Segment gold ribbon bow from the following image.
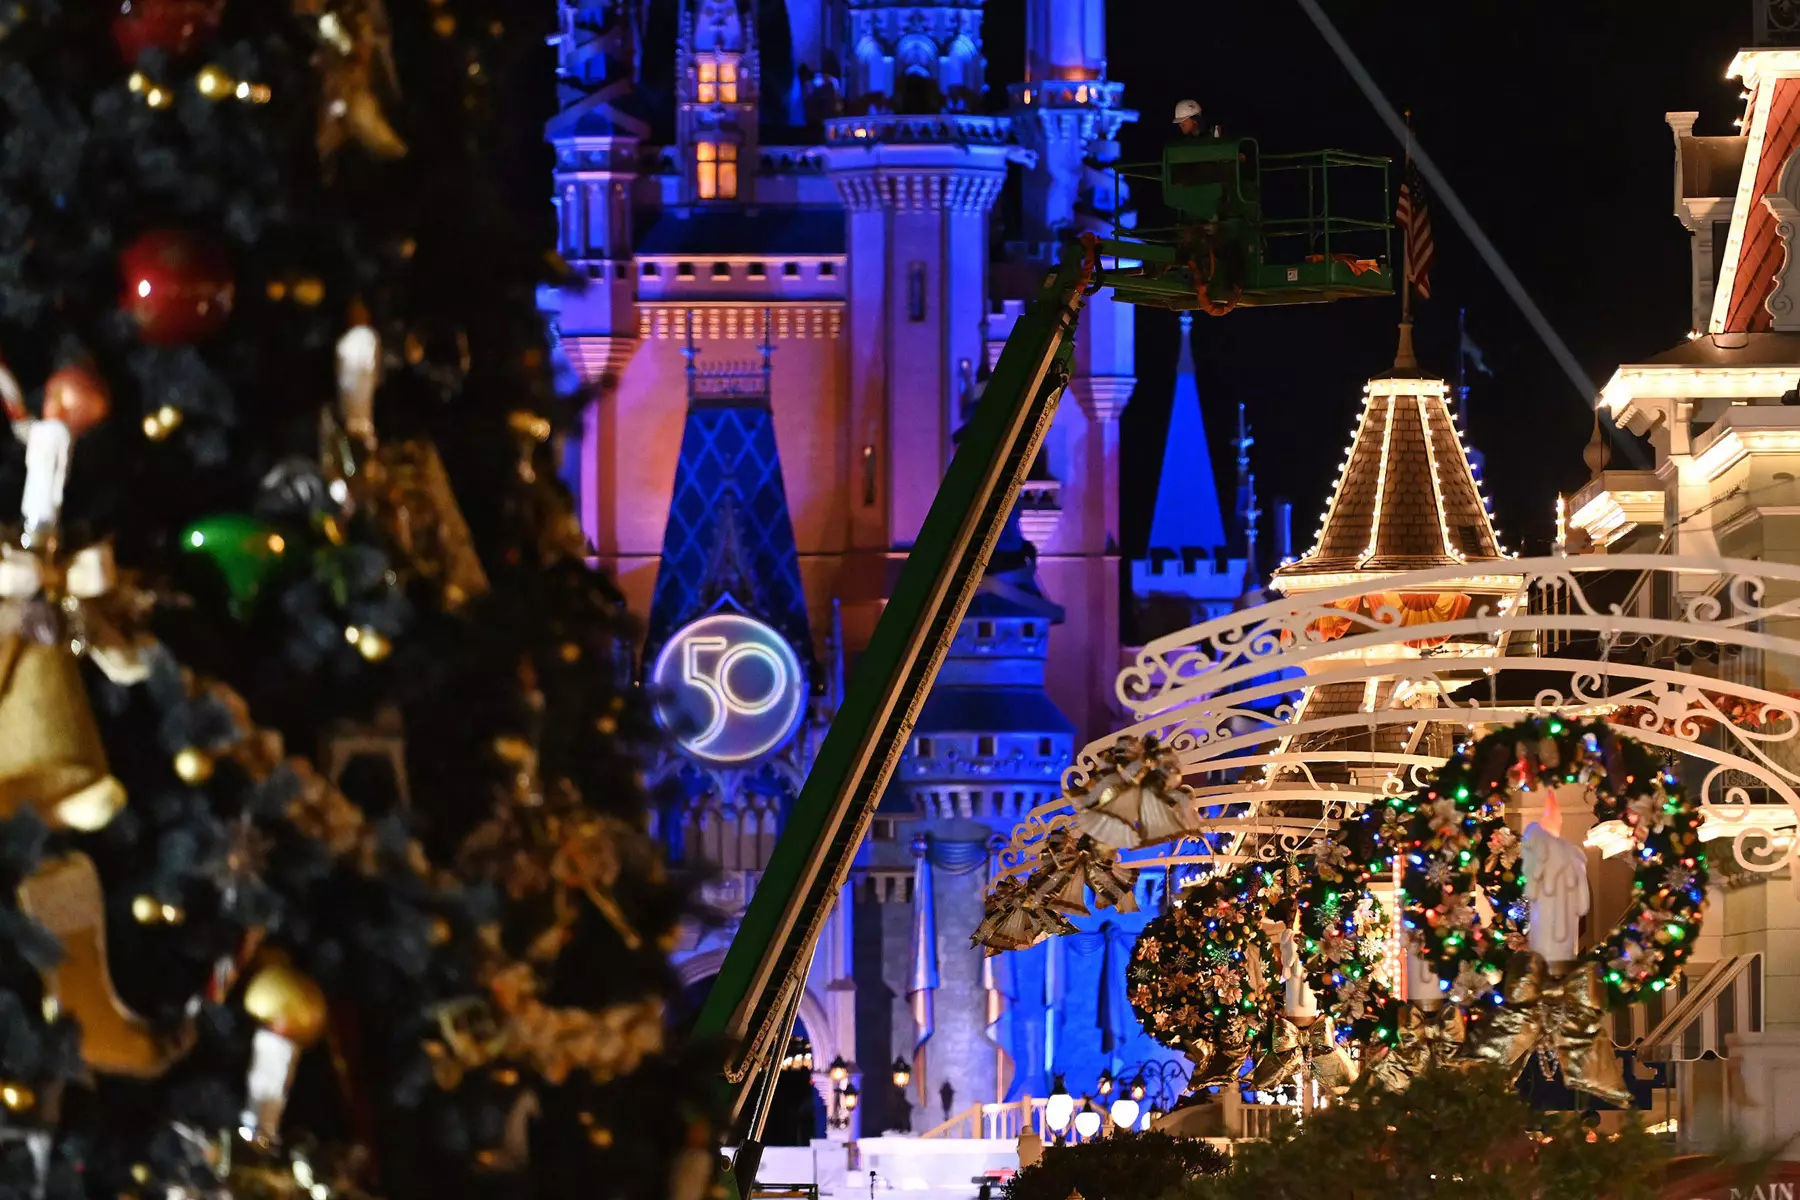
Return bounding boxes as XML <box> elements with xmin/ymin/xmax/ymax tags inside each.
<box><xmin>1366</xmin><ymin>1003</ymin><xmax>1466</xmax><ymax>1092</ymax></box>
<box><xmin>1458</xmin><ymin>952</ymin><xmax>1629</xmax><ymax>1105</ymax></box>
<box><xmin>0</xmin><ymin>542</ymin><xmax>149</xmax><ymax>684</ymax></box>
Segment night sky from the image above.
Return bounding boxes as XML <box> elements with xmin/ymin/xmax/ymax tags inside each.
<box><xmin>981</xmin><ymin>0</ymin><xmax>1754</xmax><ymax>559</ymax></box>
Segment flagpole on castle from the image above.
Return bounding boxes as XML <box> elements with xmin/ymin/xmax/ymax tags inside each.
<box><xmin>1396</xmin><ymin>109</ymin><xmax>1418</xmax><ymax>371</ymax></box>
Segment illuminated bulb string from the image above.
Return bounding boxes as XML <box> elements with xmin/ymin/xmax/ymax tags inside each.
<box><xmin>1414</xmin><ymin>392</ymin><xmax>1464</xmax><ymax>563</ymax></box>
<box><xmin>1356</xmin><ymin>394</ymin><xmax>1397</xmax><ymax>566</ymax></box>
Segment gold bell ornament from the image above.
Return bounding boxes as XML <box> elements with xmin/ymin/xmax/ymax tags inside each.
<box><xmin>240</xmin><ymin>956</ymin><xmax>331</xmax><ymax>1145</ymax></box>
<box><xmin>0</xmin><ymin>636</ymin><xmax>128</xmax><ymax>831</ymax></box>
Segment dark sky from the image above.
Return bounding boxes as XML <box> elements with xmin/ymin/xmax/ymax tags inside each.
<box><xmin>984</xmin><ymin>0</ymin><xmax>1755</xmax><ymax>558</ymax></box>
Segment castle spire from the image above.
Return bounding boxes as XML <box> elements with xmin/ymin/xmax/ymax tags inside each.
<box><xmin>1147</xmin><ymin>313</ymin><xmax>1227</xmax><ymax>553</ymax></box>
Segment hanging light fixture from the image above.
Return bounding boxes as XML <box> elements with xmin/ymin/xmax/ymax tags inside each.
<box><xmin>1108</xmin><ymin>1095</ymin><xmax>1140</xmax><ymax>1132</ymax></box>
<box><xmin>842</xmin><ymin>1083</ymin><xmax>860</xmax><ymax>1112</ymax></box>
<box><xmin>1129</xmin><ymin>1075</ymin><xmax>1146</xmax><ymax>1101</ymax></box>
<box><xmin>1096</xmin><ymin>1069</ymin><xmax>1114</xmax><ymax>1097</ymax></box>
<box><xmin>891</xmin><ymin>1057</ymin><xmax>912</xmax><ymax>1089</ymax></box>
<box><xmin>1073</xmin><ymin>1098</ymin><xmax>1102</xmax><ymax>1139</ymax></box>
<box><xmin>828</xmin><ymin>1056</ymin><xmax>850</xmax><ymax>1083</ymax></box>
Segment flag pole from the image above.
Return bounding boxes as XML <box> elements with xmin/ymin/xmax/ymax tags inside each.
<box><xmin>1396</xmin><ymin>110</ymin><xmax>1418</xmax><ymax>371</ymax></box>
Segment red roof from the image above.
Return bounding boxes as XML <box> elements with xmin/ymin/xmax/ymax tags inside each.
<box><xmin>1724</xmin><ymin>79</ymin><xmax>1800</xmax><ymax>332</ymax></box>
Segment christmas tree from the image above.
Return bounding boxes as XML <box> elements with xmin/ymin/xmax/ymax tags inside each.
<box><xmin>0</xmin><ymin>3</ymin><xmax>712</xmax><ymax>1198</ymax></box>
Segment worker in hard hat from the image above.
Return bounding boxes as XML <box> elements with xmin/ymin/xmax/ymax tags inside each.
<box><xmin>1173</xmin><ymin>98</ymin><xmax>1206</xmax><ymax>136</ymax></box>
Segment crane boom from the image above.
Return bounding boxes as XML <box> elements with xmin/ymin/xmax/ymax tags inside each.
<box><xmin>693</xmin><ymin>239</ymin><xmax>1099</xmax><ymax>1131</ymax></box>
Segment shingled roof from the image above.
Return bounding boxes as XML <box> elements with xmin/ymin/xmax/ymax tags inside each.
<box><xmin>1274</xmin><ymin>373</ymin><xmax>1504</xmax><ymax>587</ymax></box>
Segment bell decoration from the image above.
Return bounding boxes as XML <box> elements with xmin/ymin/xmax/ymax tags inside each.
<box><xmin>0</xmin><ymin>637</ymin><xmax>128</xmax><ymax>832</ymax></box>
<box><xmin>1071</xmin><ymin>742</ymin><xmax>1144</xmax><ymax>849</ymax></box>
<box><xmin>973</xmin><ymin>876</ymin><xmax>1074</xmax><ymax>955</ymax></box>
<box><xmin>17</xmin><ymin>854</ymin><xmax>193</xmax><ymax>1076</ymax></box>
<box><xmin>1026</xmin><ymin>852</ymin><xmax>1089</xmax><ymax>918</ymax></box>
<box><xmin>240</xmin><ymin>956</ymin><xmax>331</xmax><ymax>1145</ymax></box>
<box><xmin>1080</xmin><ymin>848</ymin><xmax>1139</xmax><ymax>914</ymax></box>
<box><xmin>1135</xmin><ymin>747</ymin><xmax>1201</xmax><ymax>847</ymax></box>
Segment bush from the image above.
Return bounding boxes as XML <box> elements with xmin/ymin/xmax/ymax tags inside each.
<box><xmin>1165</xmin><ymin>1067</ymin><xmax>1667</xmax><ymax>1200</ymax></box>
<box><xmin>1003</xmin><ymin>1130</ymin><xmax>1228</xmax><ymax>1200</ymax></box>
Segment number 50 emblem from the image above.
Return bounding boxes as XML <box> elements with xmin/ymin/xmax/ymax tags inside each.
<box><xmin>650</xmin><ymin>613</ymin><xmax>807</xmax><ymax>765</ymax></box>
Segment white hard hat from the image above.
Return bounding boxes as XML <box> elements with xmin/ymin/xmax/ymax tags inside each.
<box><xmin>1173</xmin><ymin>99</ymin><xmax>1202</xmax><ymax>124</ymax></box>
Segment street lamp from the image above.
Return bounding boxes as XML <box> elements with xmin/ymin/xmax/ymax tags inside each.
<box><xmin>825</xmin><ymin>1058</ymin><xmax>858</xmax><ymax>1130</ymax></box>
<box><xmin>1108</xmin><ymin>1095</ymin><xmax>1140</xmax><ymax>1132</ymax></box>
<box><xmin>1073</xmin><ymin>1098</ymin><xmax>1102</xmax><ymax>1140</ymax></box>
<box><xmin>828</xmin><ymin>1056</ymin><xmax>850</xmax><ymax>1083</ymax></box>
<box><xmin>842</xmin><ymin>1083</ymin><xmax>860</xmax><ymax>1113</ymax></box>
<box><xmin>1045</xmin><ymin>1074</ymin><xmax>1074</xmax><ymax>1139</ymax></box>
<box><xmin>1096</xmin><ymin>1069</ymin><xmax>1114</xmax><ymax>1097</ymax></box>
<box><xmin>891</xmin><ymin>1057</ymin><xmax>911</xmax><ymax>1089</ymax></box>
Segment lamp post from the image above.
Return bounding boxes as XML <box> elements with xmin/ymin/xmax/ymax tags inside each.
<box><xmin>826</xmin><ymin>1056</ymin><xmax>860</xmax><ymax>1132</ymax></box>
<box><xmin>1073</xmin><ymin>1098</ymin><xmax>1102</xmax><ymax>1141</ymax></box>
<box><xmin>1093</xmin><ymin>1060</ymin><xmax>1190</xmax><ymax>1133</ymax></box>
<box><xmin>1044</xmin><ymin>1074</ymin><xmax>1074</xmax><ymax>1144</ymax></box>
<box><xmin>891</xmin><ymin>1058</ymin><xmax>912</xmax><ymax>1090</ymax></box>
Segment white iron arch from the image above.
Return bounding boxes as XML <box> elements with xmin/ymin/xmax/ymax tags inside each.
<box><xmin>1000</xmin><ymin>555</ymin><xmax>1800</xmax><ymax>881</ymax></box>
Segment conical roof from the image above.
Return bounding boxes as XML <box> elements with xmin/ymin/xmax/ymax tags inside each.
<box><xmin>1148</xmin><ymin>314</ymin><xmax>1228</xmax><ymax>553</ymax></box>
<box><xmin>1274</xmin><ymin>372</ymin><xmax>1505</xmax><ymax>592</ymax></box>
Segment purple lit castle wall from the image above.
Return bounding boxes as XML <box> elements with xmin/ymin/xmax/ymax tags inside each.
<box><xmin>546</xmin><ymin>0</ymin><xmax>1240</xmax><ymax>1137</ymax></box>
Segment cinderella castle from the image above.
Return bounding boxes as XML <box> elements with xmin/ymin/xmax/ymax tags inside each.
<box><xmin>544</xmin><ymin>0</ymin><xmax>1280</xmax><ymax>1139</ymax></box>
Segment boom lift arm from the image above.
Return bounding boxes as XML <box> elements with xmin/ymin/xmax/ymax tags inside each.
<box><xmin>693</xmin><ymin>238</ymin><xmax>1100</xmax><ymax>1171</ymax></box>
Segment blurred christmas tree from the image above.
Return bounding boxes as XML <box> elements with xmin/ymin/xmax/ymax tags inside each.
<box><xmin>0</xmin><ymin>3</ymin><xmax>713</xmax><ymax>1199</ymax></box>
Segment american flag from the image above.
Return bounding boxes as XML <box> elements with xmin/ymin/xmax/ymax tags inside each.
<box><xmin>1395</xmin><ymin>160</ymin><xmax>1435</xmax><ymax>300</ymax></box>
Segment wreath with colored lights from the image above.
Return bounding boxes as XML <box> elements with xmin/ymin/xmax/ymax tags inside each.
<box><xmin>1397</xmin><ymin>717</ymin><xmax>1706</xmax><ymax>1009</ymax></box>
<box><xmin>1128</xmin><ymin>868</ymin><xmax>1280</xmax><ymax>1056</ymax></box>
<box><xmin>1282</xmin><ymin>828</ymin><xmax>1406</xmax><ymax>1046</ymax></box>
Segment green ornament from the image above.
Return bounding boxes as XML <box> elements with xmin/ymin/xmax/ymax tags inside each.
<box><xmin>180</xmin><ymin>514</ymin><xmax>288</xmax><ymax>617</ymax></box>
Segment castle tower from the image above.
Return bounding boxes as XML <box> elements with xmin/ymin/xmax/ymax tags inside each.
<box><xmin>546</xmin><ymin>1</ymin><xmax>648</xmax><ymax>542</ymax></box>
<box><xmin>676</xmin><ymin>0</ymin><xmax>762</xmax><ymax>204</ymax></box>
<box><xmin>824</xmin><ymin>0</ymin><xmax>1010</xmax><ymax>581</ymax></box>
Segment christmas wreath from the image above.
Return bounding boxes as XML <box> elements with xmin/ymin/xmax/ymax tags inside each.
<box><xmin>1128</xmin><ymin>868</ymin><xmax>1280</xmax><ymax>1061</ymax></box>
<box><xmin>1283</xmin><ymin>827</ymin><xmax>1405</xmax><ymax>1046</ymax></box>
<box><xmin>1395</xmin><ymin>717</ymin><xmax>1705</xmax><ymax>1009</ymax></box>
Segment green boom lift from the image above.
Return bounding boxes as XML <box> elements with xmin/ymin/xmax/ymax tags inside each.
<box><xmin>692</xmin><ymin>133</ymin><xmax>1396</xmax><ymax>1196</ymax></box>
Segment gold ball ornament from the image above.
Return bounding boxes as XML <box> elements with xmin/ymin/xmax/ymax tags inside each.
<box><xmin>243</xmin><ymin>960</ymin><xmax>329</xmax><ymax>1048</ymax></box>
<box><xmin>173</xmin><ymin>746</ymin><xmax>215</xmax><ymax>785</ymax></box>
<box><xmin>344</xmin><ymin>625</ymin><xmax>392</xmax><ymax>662</ymax></box>
<box><xmin>142</xmin><ymin>404</ymin><xmax>183</xmax><ymax>441</ymax></box>
<box><xmin>131</xmin><ymin>895</ymin><xmax>158</xmax><ymax>923</ymax></box>
<box><xmin>291</xmin><ymin>277</ymin><xmax>325</xmax><ymax>307</ymax></box>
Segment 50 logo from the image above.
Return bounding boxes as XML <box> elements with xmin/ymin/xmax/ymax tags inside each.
<box><xmin>650</xmin><ymin>614</ymin><xmax>806</xmax><ymax>765</ymax></box>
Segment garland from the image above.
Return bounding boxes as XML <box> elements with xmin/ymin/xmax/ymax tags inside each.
<box><xmin>1396</xmin><ymin>717</ymin><xmax>1705</xmax><ymax>1008</ymax></box>
<box><xmin>1128</xmin><ymin>868</ymin><xmax>1279</xmax><ymax>1056</ymax></box>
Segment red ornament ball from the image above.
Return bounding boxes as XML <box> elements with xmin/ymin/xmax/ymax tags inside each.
<box><xmin>111</xmin><ymin>0</ymin><xmax>225</xmax><ymax>63</ymax></box>
<box><xmin>120</xmin><ymin>230</ymin><xmax>235</xmax><ymax>346</ymax></box>
<box><xmin>42</xmin><ymin>366</ymin><xmax>112</xmax><ymax>438</ymax></box>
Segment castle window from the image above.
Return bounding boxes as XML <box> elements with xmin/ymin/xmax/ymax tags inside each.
<box><xmin>748</xmin><ymin>262</ymin><xmax>767</xmax><ymax>279</ymax></box>
<box><xmin>908</xmin><ymin>262</ymin><xmax>926</xmax><ymax>321</ymax></box>
<box><xmin>1023</xmin><ymin>622</ymin><xmax>1036</xmax><ymax>638</ymax></box>
<box><xmin>695</xmin><ymin>140</ymin><xmax>738</xmax><ymax>201</ymax></box>
<box><xmin>697</xmin><ymin>56</ymin><xmax>740</xmax><ymax>105</ymax></box>
<box><xmin>976</xmin><ymin>620</ymin><xmax>994</xmax><ymax>639</ymax></box>
<box><xmin>978</xmin><ymin>736</ymin><xmax>997</xmax><ymax>757</ymax></box>
<box><xmin>783</xmin><ymin>262</ymin><xmax>800</xmax><ymax>278</ymax></box>
<box><xmin>819</xmin><ymin>262</ymin><xmax>837</xmax><ymax>278</ymax></box>
<box><xmin>916</xmin><ymin>737</ymin><xmax>933</xmax><ymax>757</ymax></box>
<box><xmin>712</xmin><ymin>262</ymin><xmax>732</xmax><ymax>279</ymax></box>
<box><xmin>1038</xmin><ymin>737</ymin><xmax>1052</xmax><ymax>756</ymax></box>
<box><xmin>641</xmin><ymin>263</ymin><xmax>659</xmax><ymax>278</ymax></box>
<box><xmin>677</xmin><ymin>262</ymin><xmax>695</xmax><ymax>279</ymax></box>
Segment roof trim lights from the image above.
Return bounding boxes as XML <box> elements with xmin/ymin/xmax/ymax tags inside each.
<box><xmin>1415</xmin><ymin>392</ymin><xmax>1466</xmax><ymax>564</ymax></box>
<box><xmin>1356</xmin><ymin>394</ymin><xmax>1398</xmax><ymax>567</ymax></box>
<box><xmin>1709</xmin><ymin>78</ymin><xmax>1778</xmax><ymax>334</ymax></box>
